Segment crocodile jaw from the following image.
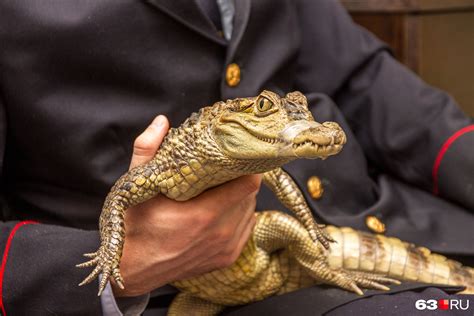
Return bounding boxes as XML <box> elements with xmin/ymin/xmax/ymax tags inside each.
<box><xmin>213</xmin><ymin>119</ymin><xmax>346</xmax><ymax>161</ymax></box>
<box><xmin>277</xmin><ymin>121</ymin><xmax>346</xmax><ymax>159</ymax></box>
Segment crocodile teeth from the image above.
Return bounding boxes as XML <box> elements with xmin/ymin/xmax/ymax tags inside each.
<box><xmin>292</xmin><ymin>141</ymin><xmax>326</xmax><ymax>150</ymax></box>
<box><xmin>257</xmin><ymin>136</ymin><xmax>281</xmax><ymax>144</ymax></box>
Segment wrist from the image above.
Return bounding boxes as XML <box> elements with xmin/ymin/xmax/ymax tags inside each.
<box><xmin>111</xmin><ymin>244</ymin><xmax>169</xmax><ymax>297</ymax></box>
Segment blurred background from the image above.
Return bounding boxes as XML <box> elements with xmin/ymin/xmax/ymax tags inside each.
<box><xmin>340</xmin><ymin>0</ymin><xmax>474</xmax><ymax>116</ymax></box>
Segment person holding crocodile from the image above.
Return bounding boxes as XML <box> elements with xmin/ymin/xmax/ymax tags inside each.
<box><xmin>0</xmin><ymin>0</ymin><xmax>473</xmax><ymax>315</ymax></box>
<box><xmin>76</xmin><ymin>90</ymin><xmax>472</xmax><ymax>316</ymax></box>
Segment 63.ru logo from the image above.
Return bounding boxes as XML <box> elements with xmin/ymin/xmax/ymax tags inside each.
<box><xmin>415</xmin><ymin>299</ymin><xmax>470</xmax><ymax>311</ymax></box>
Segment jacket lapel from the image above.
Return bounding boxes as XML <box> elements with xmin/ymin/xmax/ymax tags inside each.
<box><xmin>225</xmin><ymin>0</ymin><xmax>251</xmax><ymax>64</ymax></box>
<box><xmin>145</xmin><ymin>0</ymin><xmax>226</xmax><ymax>45</ymax></box>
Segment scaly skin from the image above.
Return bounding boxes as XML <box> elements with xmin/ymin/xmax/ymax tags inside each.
<box><xmin>77</xmin><ymin>91</ymin><xmax>347</xmax><ymax>295</ymax></box>
<box><xmin>169</xmin><ymin>211</ymin><xmax>474</xmax><ymax>316</ymax></box>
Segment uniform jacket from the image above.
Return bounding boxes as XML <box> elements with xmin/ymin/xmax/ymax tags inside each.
<box><xmin>0</xmin><ymin>0</ymin><xmax>473</xmax><ymax>314</ymax></box>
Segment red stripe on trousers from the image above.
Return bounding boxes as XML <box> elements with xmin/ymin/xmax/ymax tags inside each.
<box><xmin>0</xmin><ymin>221</ymin><xmax>38</xmax><ymax>316</ymax></box>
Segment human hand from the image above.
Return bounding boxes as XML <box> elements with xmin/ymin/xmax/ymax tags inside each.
<box><xmin>112</xmin><ymin>115</ymin><xmax>260</xmax><ymax>297</ymax></box>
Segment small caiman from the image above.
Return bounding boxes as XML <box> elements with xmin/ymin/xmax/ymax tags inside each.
<box><xmin>77</xmin><ymin>90</ymin><xmax>347</xmax><ymax>295</ymax></box>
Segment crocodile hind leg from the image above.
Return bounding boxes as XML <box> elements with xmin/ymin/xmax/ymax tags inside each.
<box><xmin>168</xmin><ymin>293</ymin><xmax>225</xmax><ymax>316</ymax></box>
<box><xmin>77</xmin><ymin>161</ymin><xmax>162</xmax><ymax>295</ymax></box>
<box><xmin>255</xmin><ymin>211</ymin><xmax>400</xmax><ymax>295</ymax></box>
<box><xmin>263</xmin><ymin>168</ymin><xmax>334</xmax><ymax>249</ymax></box>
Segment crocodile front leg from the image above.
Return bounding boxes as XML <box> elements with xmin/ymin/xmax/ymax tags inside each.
<box><xmin>77</xmin><ymin>161</ymin><xmax>162</xmax><ymax>295</ymax></box>
<box><xmin>263</xmin><ymin>168</ymin><xmax>334</xmax><ymax>249</ymax></box>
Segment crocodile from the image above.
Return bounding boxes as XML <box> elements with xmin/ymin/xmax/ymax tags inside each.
<box><xmin>169</xmin><ymin>211</ymin><xmax>474</xmax><ymax>316</ymax></box>
<box><xmin>77</xmin><ymin>90</ymin><xmax>347</xmax><ymax>295</ymax></box>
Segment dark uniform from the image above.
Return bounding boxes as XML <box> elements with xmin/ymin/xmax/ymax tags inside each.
<box><xmin>0</xmin><ymin>0</ymin><xmax>473</xmax><ymax>315</ymax></box>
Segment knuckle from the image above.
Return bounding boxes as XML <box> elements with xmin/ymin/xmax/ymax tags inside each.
<box><xmin>195</xmin><ymin>212</ymin><xmax>218</xmax><ymax>229</ymax></box>
<box><xmin>244</xmin><ymin>176</ymin><xmax>261</xmax><ymax>195</ymax></box>
<box><xmin>220</xmin><ymin>257</ymin><xmax>235</xmax><ymax>268</ymax></box>
<box><xmin>237</xmin><ymin>197</ymin><xmax>256</xmax><ymax>216</ymax></box>
<box><xmin>229</xmin><ymin>248</ymin><xmax>242</xmax><ymax>263</ymax></box>
<box><xmin>248</xmin><ymin>215</ymin><xmax>257</xmax><ymax>228</ymax></box>
<box><xmin>213</xmin><ymin>260</ymin><xmax>228</xmax><ymax>270</ymax></box>
<box><xmin>244</xmin><ymin>196</ymin><xmax>257</xmax><ymax>211</ymax></box>
<box><xmin>214</xmin><ymin>228</ymin><xmax>233</xmax><ymax>242</ymax></box>
<box><xmin>133</xmin><ymin>133</ymin><xmax>155</xmax><ymax>152</ymax></box>
<box><xmin>215</xmin><ymin>254</ymin><xmax>237</xmax><ymax>269</ymax></box>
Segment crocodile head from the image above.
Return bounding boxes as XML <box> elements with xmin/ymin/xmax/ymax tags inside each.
<box><xmin>209</xmin><ymin>90</ymin><xmax>346</xmax><ymax>164</ymax></box>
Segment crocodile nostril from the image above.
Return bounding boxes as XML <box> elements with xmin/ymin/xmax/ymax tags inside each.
<box><xmin>322</xmin><ymin>121</ymin><xmax>342</xmax><ymax>130</ymax></box>
<box><xmin>338</xmin><ymin>131</ymin><xmax>347</xmax><ymax>144</ymax></box>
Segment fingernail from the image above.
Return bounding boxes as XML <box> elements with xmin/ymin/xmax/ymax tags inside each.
<box><xmin>151</xmin><ymin>115</ymin><xmax>165</xmax><ymax>129</ymax></box>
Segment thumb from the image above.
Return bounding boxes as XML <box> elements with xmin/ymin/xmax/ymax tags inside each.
<box><xmin>129</xmin><ymin>115</ymin><xmax>169</xmax><ymax>169</ymax></box>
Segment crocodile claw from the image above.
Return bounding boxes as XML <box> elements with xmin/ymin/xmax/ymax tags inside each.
<box><xmin>77</xmin><ymin>245</ymin><xmax>124</xmax><ymax>296</ymax></box>
<box><xmin>77</xmin><ymin>199</ymin><xmax>127</xmax><ymax>296</ymax></box>
<box><xmin>337</xmin><ymin>269</ymin><xmax>401</xmax><ymax>295</ymax></box>
<box><xmin>82</xmin><ymin>251</ymin><xmax>99</xmax><ymax>258</ymax></box>
<box><xmin>310</xmin><ymin>225</ymin><xmax>336</xmax><ymax>249</ymax></box>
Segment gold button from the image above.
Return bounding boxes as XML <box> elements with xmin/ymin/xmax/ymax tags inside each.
<box><xmin>365</xmin><ymin>216</ymin><xmax>386</xmax><ymax>234</ymax></box>
<box><xmin>226</xmin><ymin>63</ymin><xmax>241</xmax><ymax>87</ymax></box>
<box><xmin>307</xmin><ymin>176</ymin><xmax>323</xmax><ymax>199</ymax></box>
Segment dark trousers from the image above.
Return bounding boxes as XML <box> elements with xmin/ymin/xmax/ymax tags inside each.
<box><xmin>144</xmin><ymin>284</ymin><xmax>473</xmax><ymax>316</ymax></box>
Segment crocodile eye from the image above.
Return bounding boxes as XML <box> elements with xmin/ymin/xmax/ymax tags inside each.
<box><xmin>257</xmin><ymin>97</ymin><xmax>273</xmax><ymax>112</ymax></box>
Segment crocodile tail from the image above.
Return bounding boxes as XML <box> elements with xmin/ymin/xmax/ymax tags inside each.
<box><xmin>325</xmin><ymin>226</ymin><xmax>474</xmax><ymax>294</ymax></box>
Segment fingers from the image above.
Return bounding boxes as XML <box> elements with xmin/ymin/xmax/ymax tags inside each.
<box><xmin>190</xmin><ymin>205</ymin><xmax>256</xmax><ymax>274</ymax></box>
<box><xmin>129</xmin><ymin>115</ymin><xmax>169</xmax><ymax>169</ymax></box>
<box><xmin>224</xmin><ymin>210</ymin><xmax>256</xmax><ymax>265</ymax></box>
<box><xmin>215</xmin><ymin>194</ymin><xmax>256</xmax><ymax>251</ymax></box>
<box><xmin>189</xmin><ymin>195</ymin><xmax>257</xmax><ymax>274</ymax></box>
<box><xmin>196</xmin><ymin>174</ymin><xmax>262</xmax><ymax>209</ymax></box>
<box><xmin>223</xmin><ymin>198</ymin><xmax>256</xmax><ymax>262</ymax></box>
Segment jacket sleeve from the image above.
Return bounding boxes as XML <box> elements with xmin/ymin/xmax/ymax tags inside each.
<box><xmin>0</xmin><ymin>97</ymin><xmax>103</xmax><ymax>315</ymax></box>
<box><xmin>294</xmin><ymin>0</ymin><xmax>474</xmax><ymax>210</ymax></box>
